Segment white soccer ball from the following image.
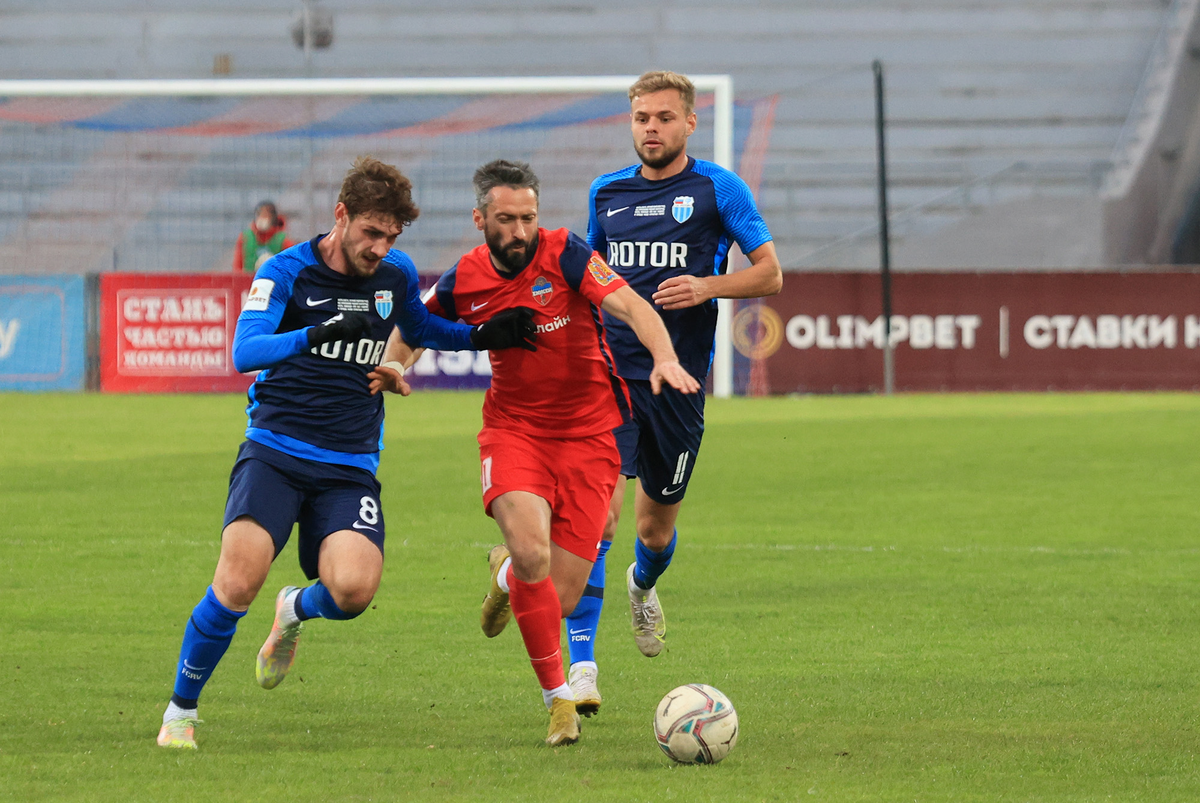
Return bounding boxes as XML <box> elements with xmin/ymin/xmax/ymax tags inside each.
<box><xmin>653</xmin><ymin>683</ymin><xmax>739</xmax><ymax>764</ymax></box>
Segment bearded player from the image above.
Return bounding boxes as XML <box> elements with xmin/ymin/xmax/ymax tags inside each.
<box><xmin>562</xmin><ymin>70</ymin><xmax>783</xmax><ymax>712</ymax></box>
<box><xmin>398</xmin><ymin>159</ymin><xmax>699</xmax><ymax>746</ymax></box>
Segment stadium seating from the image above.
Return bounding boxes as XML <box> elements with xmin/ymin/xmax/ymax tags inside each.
<box><xmin>0</xmin><ymin>1</ymin><xmax>1171</xmax><ymax>272</ymax></box>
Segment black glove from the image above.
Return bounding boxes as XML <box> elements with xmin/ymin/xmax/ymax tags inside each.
<box><xmin>307</xmin><ymin>311</ymin><xmax>372</xmax><ymax>347</ymax></box>
<box><xmin>470</xmin><ymin>306</ymin><xmax>538</xmax><ymax>352</ymax></box>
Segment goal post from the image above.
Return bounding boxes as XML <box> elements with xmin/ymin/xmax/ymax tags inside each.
<box><xmin>0</xmin><ymin>75</ymin><xmax>739</xmax><ymax>396</ymax></box>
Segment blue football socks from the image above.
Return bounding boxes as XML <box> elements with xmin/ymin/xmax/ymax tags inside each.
<box><xmin>566</xmin><ymin>539</ymin><xmax>611</xmax><ymax>665</ymax></box>
<box><xmin>170</xmin><ymin>585</ymin><xmax>246</xmax><ymax>709</ymax></box>
<box><xmin>294</xmin><ymin>580</ymin><xmax>360</xmax><ymax>621</ymax></box>
<box><xmin>632</xmin><ymin>530</ymin><xmax>677</xmax><ymax>590</ymax></box>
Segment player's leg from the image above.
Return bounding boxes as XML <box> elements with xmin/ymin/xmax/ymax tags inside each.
<box><xmin>490</xmin><ymin>489</ymin><xmax>580</xmax><ymax>745</ymax></box>
<box><xmin>517</xmin><ymin>543</ymin><xmax>594</xmax><ymax>743</ymax></box>
<box><xmin>477</xmin><ymin>427</ymin><xmax>551</xmax><ymax>640</ymax></box>
<box><xmin>159</xmin><ymin>519</ymin><xmax>275</xmax><ymax>748</ymax></box>
<box><xmin>564</xmin><ymin>533</ymin><xmax>610</xmax><ymax>712</ymax></box>
<box><xmin>626</xmin><ymin>381</ymin><xmax>705</xmax><ymax>657</ymax></box>
<box><xmin>553</xmin><ymin>542</ymin><xmax>604</xmax><ymax>717</ymax></box>
<box><xmin>476</xmin><ymin>429</ymin><xmax>583</xmax><ymax>745</ymax></box>
<box><xmin>565</xmin><ymin>413</ymin><xmax>638</xmax><ymax>698</ymax></box>
<box><xmin>311</xmin><ymin>529</ymin><xmax>384</xmax><ymax>613</ymax></box>
<box><xmin>549</xmin><ymin>430</ymin><xmax>621</xmax><ymax>717</ymax></box>
<box><xmin>630</xmin><ymin>487</ymin><xmax>681</xmax><ymax>582</ymax></box>
<box><xmin>625</xmin><ymin>488</ymin><xmax>679</xmax><ymax>656</ymax></box>
<box><xmin>258</xmin><ymin>478</ymin><xmax>384</xmax><ymax>690</ymax></box>
<box><xmin>160</xmin><ymin>450</ymin><xmax>298</xmax><ymax>749</ymax></box>
<box><xmin>491</xmin><ymin>490</ymin><xmax>562</xmax><ymax>695</ymax></box>
<box><xmin>564</xmin><ymin>479</ymin><xmax>624</xmax><ymax>662</ymax></box>
<box><xmin>548</xmin><ymin>541</ymin><xmax>598</xmax><ymax>616</ymax></box>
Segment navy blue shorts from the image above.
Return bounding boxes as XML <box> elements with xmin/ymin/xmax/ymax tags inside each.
<box><xmin>612</xmin><ymin>378</ymin><xmax>706</xmax><ymax>505</ymax></box>
<box><xmin>223</xmin><ymin>440</ymin><xmax>384</xmax><ymax>580</ymax></box>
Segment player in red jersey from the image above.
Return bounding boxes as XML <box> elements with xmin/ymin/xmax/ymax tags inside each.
<box><xmin>391</xmin><ymin>160</ymin><xmax>698</xmax><ymax>746</ymax></box>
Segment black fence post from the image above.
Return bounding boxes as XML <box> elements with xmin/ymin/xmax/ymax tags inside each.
<box><xmin>873</xmin><ymin>59</ymin><xmax>895</xmax><ymax>395</ymax></box>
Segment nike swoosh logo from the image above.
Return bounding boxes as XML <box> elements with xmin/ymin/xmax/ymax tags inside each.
<box><xmin>352</xmin><ymin>521</ymin><xmax>378</xmax><ymax>532</ymax></box>
<box><xmin>182</xmin><ymin>660</ymin><xmax>208</xmax><ymax>671</ymax></box>
<box><xmin>568</xmin><ymin>628</ymin><xmax>588</xmax><ymax>635</ymax></box>
<box><xmin>606</xmin><ymin>206</ymin><xmax>630</xmax><ymax>217</ymax></box>
<box><xmin>306</xmin><ymin>297</ymin><xmax>332</xmax><ymax>306</ymax></box>
<box><xmin>661</xmin><ymin>484</ymin><xmax>685</xmax><ymax>496</ymax></box>
<box><xmin>471</xmin><ymin>301</ymin><xmax>489</xmax><ymax>311</ymax></box>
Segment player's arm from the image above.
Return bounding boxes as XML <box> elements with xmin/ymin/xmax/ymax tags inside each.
<box><xmin>369</xmin><ymin>308</ymin><xmax>534</xmax><ymax>395</ymax></box>
<box><xmin>232</xmin><ymin>316</ymin><xmax>307</xmax><ymax>373</ymax></box>
<box><xmin>233</xmin><ymin>312</ymin><xmax>370</xmax><ymax>373</ymax></box>
<box><xmin>367</xmin><ymin>326</ymin><xmax>413</xmax><ymax>397</ymax></box>
<box><xmin>586</xmin><ymin>178</ymin><xmax>608</xmax><ymax>255</ymax></box>
<box><xmin>232</xmin><ymin>264</ymin><xmax>370</xmax><ymax>373</ymax></box>
<box><xmin>653</xmin><ymin>169</ymin><xmax>783</xmax><ymax>310</ymax></box>
<box><xmin>377</xmin><ymin>268</ymin><xmax>455</xmax><ymax>394</ymax></box>
<box><xmin>600</xmin><ymin>285</ymin><xmax>700</xmax><ymax>395</ymax></box>
<box><xmin>368</xmin><ymin>264</ymin><xmax>458</xmax><ymax>395</ymax></box>
<box><xmin>651</xmin><ymin>241</ymin><xmax>782</xmax><ymax>310</ymax></box>
<box><xmin>395</xmin><ymin>264</ymin><xmax>536</xmax><ymax>353</ymax></box>
<box><xmin>381</xmin><ymin>309</ymin><xmax>536</xmax><ymax>395</ymax></box>
<box><xmin>395</xmin><ymin>289</ymin><xmax>475</xmax><ymax>352</ymax></box>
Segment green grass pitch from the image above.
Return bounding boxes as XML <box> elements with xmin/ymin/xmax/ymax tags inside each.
<box><xmin>3</xmin><ymin>391</ymin><xmax>1200</xmax><ymax>802</ymax></box>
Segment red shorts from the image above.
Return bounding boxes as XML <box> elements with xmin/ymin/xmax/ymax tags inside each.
<box><xmin>478</xmin><ymin>427</ymin><xmax>620</xmax><ymax>562</ymax></box>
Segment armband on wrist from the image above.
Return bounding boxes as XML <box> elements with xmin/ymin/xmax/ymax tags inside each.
<box><xmin>379</xmin><ymin>360</ymin><xmax>406</xmax><ymax>377</ymax></box>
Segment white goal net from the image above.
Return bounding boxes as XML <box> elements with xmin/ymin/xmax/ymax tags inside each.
<box><xmin>0</xmin><ymin>76</ymin><xmax>741</xmax><ymax>393</ymax></box>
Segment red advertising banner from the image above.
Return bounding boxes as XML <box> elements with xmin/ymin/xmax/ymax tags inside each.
<box><xmin>734</xmin><ymin>272</ymin><xmax>1200</xmax><ymax>393</ymax></box>
<box><xmin>100</xmin><ymin>273</ymin><xmax>254</xmax><ymax>393</ymax></box>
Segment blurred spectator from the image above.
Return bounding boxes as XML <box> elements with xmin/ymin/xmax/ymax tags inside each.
<box><xmin>234</xmin><ymin>201</ymin><xmax>296</xmax><ymax>273</ymax></box>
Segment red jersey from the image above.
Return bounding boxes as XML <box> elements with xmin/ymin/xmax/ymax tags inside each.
<box><xmin>426</xmin><ymin>228</ymin><xmax>630</xmax><ymax>438</ymax></box>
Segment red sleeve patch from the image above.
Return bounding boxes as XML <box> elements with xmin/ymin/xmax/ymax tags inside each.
<box><xmin>586</xmin><ymin>254</ymin><xmax>619</xmax><ymax>286</ymax></box>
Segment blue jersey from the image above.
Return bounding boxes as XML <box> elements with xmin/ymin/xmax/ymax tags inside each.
<box><xmin>232</xmin><ymin>235</ymin><xmax>475</xmax><ymax>473</ymax></box>
<box><xmin>587</xmin><ymin>157</ymin><xmax>772</xmax><ymax>380</ymax></box>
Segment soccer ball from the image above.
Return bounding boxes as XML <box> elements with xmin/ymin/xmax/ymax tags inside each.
<box><xmin>653</xmin><ymin>683</ymin><xmax>739</xmax><ymax>764</ymax></box>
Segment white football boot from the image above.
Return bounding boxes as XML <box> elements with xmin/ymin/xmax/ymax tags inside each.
<box><xmin>569</xmin><ymin>663</ymin><xmax>602</xmax><ymax>717</ymax></box>
<box><xmin>627</xmin><ymin>563</ymin><xmax>665</xmax><ymax>657</ymax></box>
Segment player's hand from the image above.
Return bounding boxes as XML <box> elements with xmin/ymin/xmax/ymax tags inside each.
<box><xmin>649</xmin><ymin>360</ymin><xmax>701</xmax><ymax>395</ymax></box>
<box><xmin>470</xmin><ymin>306</ymin><xmax>538</xmax><ymax>352</ymax></box>
<box><xmin>652</xmin><ymin>275</ymin><xmax>713</xmax><ymax>310</ymax></box>
<box><xmin>368</xmin><ymin>361</ymin><xmax>411</xmax><ymax>396</ymax></box>
<box><xmin>307</xmin><ymin>312</ymin><xmax>372</xmax><ymax>347</ymax></box>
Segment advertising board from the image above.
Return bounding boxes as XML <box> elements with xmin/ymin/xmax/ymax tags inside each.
<box><xmin>0</xmin><ymin>275</ymin><xmax>86</xmax><ymax>391</ymax></box>
<box><xmin>733</xmin><ymin>272</ymin><xmax>1200</xmax><ymax>393</ymax></box>
<box><xmin>99</xmin><ymin>273</ymin><xmax>253</xmax><ymax>393</ymax></box>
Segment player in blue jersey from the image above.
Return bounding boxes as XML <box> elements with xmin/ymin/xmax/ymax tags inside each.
<box><xmin>156</xmin><ymin>156</ymin><xmax>536</xmax><ymax>750</ymax></box>
<box><xmin>565</xmin><ymin>71</ymin><xmax>783</xmax><ymax>712</ymax></box>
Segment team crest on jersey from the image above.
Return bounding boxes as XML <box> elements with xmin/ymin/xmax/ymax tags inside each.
<box><xmin>586</xmin><ymin>254</ymin><xmax>618</xmax><ymax>286</ymax></box>
<box><xmin>672</xmin><ymin>195</ymin><xmax>695</xmax><ymax>224</ymax></box>
<box><xmin>373</xmin><ymin>290</ymin><xmax>393</xmax><ymax>319</ymax></box>
<box><xmin>531</xmin><ymin>276</ymin><xmax>553</xmax><ymax>306</ymax></box>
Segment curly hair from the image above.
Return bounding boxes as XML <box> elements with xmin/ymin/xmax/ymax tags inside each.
<box><xmin>337</xmin><ymin>155</ymin><xmax>420</xmax><ymax>227</ymax></box>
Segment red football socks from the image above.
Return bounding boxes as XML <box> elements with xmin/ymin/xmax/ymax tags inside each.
<box><xmin>508</xmin><ymin>571</ymin><xmax>565</xmax><ymax>691</ymax></box>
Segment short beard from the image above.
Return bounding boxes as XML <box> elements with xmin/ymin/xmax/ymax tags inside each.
<box><xmin>636</xmin><ymin>141</ymin><xmax>684</xmax><ymax>171</ymax></box>
<box><xmin>487</xmin><ymin>230</ymin><xmax>538</xmax><ymax>273</ymax></box>
<box><xmin>341</xmin><ymin>242</ymin><xmax>379</xmax><ymax>277</ymax></box>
